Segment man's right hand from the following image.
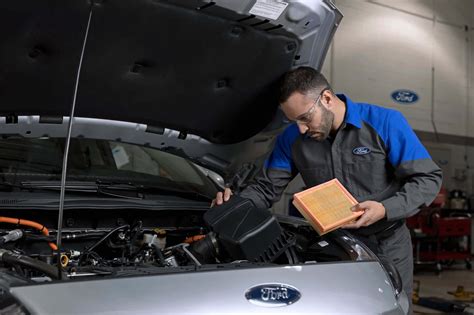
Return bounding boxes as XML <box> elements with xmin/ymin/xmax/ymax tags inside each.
<box><xmin>210</xmin><ymin>187</ymin><xmax>233</xmax><ymax>207</ymax></box>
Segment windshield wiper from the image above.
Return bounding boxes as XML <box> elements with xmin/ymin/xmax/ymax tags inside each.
<box><xmin>3</xmin><ymin>180</ymin><xmax>210</xmax><ymax>201</ymax></box>
<box><xmin>2</xmin><ymin>180</ymin><xmax>144</xmax><ymax>200</ymax></box>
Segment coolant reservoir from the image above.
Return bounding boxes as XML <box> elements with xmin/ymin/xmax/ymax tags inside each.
<box><xmin>153</xmin><ymin>229</ymin><xmax>167</xmax><ymax>250</ymax></box>
<box><xmin>143</xmin><ymin>229</ymin><xmax>167</xmax><ymax>250</ymax></box>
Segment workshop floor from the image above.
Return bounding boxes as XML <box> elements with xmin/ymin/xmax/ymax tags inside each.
<box><xmin>413</xmin><ymin>263</ymin><xmax>474</xmax><ymax>314</ymax></box>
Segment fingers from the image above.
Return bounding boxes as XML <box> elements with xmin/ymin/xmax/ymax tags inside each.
<box><xmin>343</xmin><ymin>205</ymin><xmax>370</xmax><ymax>228</ymax></box>
<box><xmin>350</xmin><ymin>203</ymin><xmax>362</xmax><ymax>212</ymax></box>
<box><xmin>350</xmin><ymin>202</ymin><xmax>369</xmax><ymax>212</ymax></box>
<box><xmin>216</xmin><ymin>191</ymin><xmax>224</xmax><ymax>205</ymax></box>
<box><xmin>354</xmin><ymin>214</ymin><xmax>371</xmax><ymax>228</ymax></box>
<box><xmin>344</xmin><ymin>201</ymin><xmax>385</xmax><ymax>229</ymax></box>
<box><xmin>210</xmin><ymin>188</ymin><xmax>233</xmax><ymax>208</ymax></box>
<box><xmin>341</xmin><ymin>221</ymin><xmax>359</xmax><ymax>229</ymax></box>
<box><xmin>223</xmin><ymin>187</ymin><xmax>232</xmax><ymax>201</ymax></box>
<box><xmin>342</xmin><ymin>213</ymin><xmax>370</xmax><ymax>229</ymax></box>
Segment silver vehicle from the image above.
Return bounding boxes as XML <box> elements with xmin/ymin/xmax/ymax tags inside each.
<box><xmin>0</xmin><ymin>0</ymin><xmax>408</xmax><ymax>314</ymax></box>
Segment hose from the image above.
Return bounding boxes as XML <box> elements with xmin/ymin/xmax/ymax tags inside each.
<box><xmin>0</xmin><ymin>249</ymin><xmax>65</xmax><ymax>280</ymax></box>
<box><xmin>0</xmin><ymin>216</ymin><xmax>58</xmax><ymax>251</ymax></box>
<box><xmin>26</xmin><ymin>231</ymin><xmax>107</xmax><ymax>242</ymax></box>
<box><xmin>86</xmin><ymin>225</ymin><xmax>129</xmax><ymax>253</ymax></box>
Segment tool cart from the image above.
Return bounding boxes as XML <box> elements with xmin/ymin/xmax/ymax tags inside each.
<box><xmin>409</xmin><ymin>208</ymin><xmax>472</xmax><ymax>273</ymax></box>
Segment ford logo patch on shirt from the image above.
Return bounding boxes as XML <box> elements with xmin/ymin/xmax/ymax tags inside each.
<box><xmin>391</xmin><ymin>89</ymin><xmax>419</xmax><ymax>104</ymax></box>
<box><xmin>353</xmin><ymin>147</ymin><xmax>371</xmax><ymax>155</ymax></box>
<box><xmin>245</xmin><ymin>283</ymin><xmax>301</xmax><ymax>307</ymax></box>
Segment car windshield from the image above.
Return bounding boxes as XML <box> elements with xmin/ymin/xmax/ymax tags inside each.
<box><xmin>0</xmin><ymin>138</ymin><xmax>217</xmax><ymax>198</ymax></box>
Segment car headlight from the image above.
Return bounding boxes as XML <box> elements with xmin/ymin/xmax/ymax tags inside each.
<box><xmin>340</xmin><ymin>234</ymin><xmax>403</xmax><ymax>297</ymax></box>
<box><xmin>340</xmin><ymin>235</ymin><xmax>378</xmax><ymax>261</ymax></box>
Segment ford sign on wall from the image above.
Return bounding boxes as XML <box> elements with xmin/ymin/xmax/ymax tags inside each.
<box><xmin>391</xmin><ymin>90</ymin><xmax>419</xmax><ymax>104</ymax></box>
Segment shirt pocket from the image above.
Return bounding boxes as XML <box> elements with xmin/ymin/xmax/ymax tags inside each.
<box><xmin>343</xmin><ymin>154</ymin><xmax>390</xmax><ymax>199</ymax></box>
<box><xmin>299</xmin><ymin>166</ymin><xmax>333</xmax><ymax>187</ymax></box>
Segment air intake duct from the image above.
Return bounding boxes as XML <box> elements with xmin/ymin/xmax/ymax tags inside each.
<box><xmin>191</xmin><ymin>196</ymin><xmax>293</xmax><ymax>263</ymax></box>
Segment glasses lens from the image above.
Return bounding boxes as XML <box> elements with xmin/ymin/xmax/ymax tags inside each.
<box><xmin>294</xmin><ymin>89</ymin><xmax>328</xmax><ymax>124</ymax></box>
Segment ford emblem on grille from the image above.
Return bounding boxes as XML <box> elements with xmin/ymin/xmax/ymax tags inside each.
<box><xmin>245</xmin><ymin>284</ymin><xmax>301</xmax><ymax>307</ymax></box>
<box><xmin>391</xmin><ymin>89</ymin><xmax>419</xmax><ymax>104</ymax></box>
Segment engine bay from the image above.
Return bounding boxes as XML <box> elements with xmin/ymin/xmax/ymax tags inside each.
<box><xmin>0</xmin><ymin>198</ymin><xmax>356</xmax><ymax>284</ymax></box>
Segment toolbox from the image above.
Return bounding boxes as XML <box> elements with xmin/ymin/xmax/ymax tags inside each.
<box><xmin>408</xmin><ymin>209</ymin><xmax>472</xmax><ymax>272</ymax></box>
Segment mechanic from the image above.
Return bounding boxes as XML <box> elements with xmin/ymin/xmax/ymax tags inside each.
<box><xmin>213</xmin><ymin>66</ymin><xmax>442</xmax><ymax>311</ymax></box>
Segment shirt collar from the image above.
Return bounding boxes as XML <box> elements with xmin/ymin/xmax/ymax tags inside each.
<box><xmin>337</xmin><ymin>94</ymin><xmax>361</xmax><ymax>129</ymax></box>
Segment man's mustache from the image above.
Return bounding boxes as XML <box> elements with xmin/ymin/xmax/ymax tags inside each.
<box><xmin>305</xmin><ymin>130</ymin><xmax>327</xmax><ymax>141</ymax></box>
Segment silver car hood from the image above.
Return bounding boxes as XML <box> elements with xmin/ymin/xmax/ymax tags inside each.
<box><xmin>0</xmin><ymin>0</ymin><xmax>342</xmax><ymax>177</ymax></box>
<box><xmin>11</xmin><ymin>262</ymin><xmax>405</xmax><ymax>314</ymax></box>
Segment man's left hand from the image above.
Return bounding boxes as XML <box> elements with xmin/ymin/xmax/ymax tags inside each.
<box><xmin>342</xmin><ymin>200</ymin><xmax>386</xmax><ymax>229</ymax></box>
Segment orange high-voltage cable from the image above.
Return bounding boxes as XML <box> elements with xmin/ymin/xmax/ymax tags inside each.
<box><xmin>184</xmin><ymin>235</ymin><xmax>206</xmax><ymax>244</ymax></box>
<box><xmin>0</xmin><ymin>216</ymin><xmax>58</xmax><ymax>250</ymax></box>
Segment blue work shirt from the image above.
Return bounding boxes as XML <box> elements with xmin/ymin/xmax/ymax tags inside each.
<box><xmin>241</xmin><ymin>94</ymin><xmax>442</xmax><ymax>235</ymax></box>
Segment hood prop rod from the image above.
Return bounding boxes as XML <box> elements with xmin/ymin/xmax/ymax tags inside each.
<box><xmin>56</xmin><ymin>6</ymin><xmax>93</xmax><ymax>280</ymax></box>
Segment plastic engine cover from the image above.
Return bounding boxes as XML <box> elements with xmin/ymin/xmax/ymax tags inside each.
<box><xmin>203</xmin><ymin>196</ymin><xmax>282</xmax><ymax>262</ymax></box>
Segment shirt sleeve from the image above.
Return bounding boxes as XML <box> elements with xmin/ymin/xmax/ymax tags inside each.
<box><xmin>380</xmin><ymin>111</ymin><xmax>443</xmax><ymax>220</ymax></box>
<box><xmin>240</xmin><ymin>124</ymin><xmax>299</xmax><ymax>210</ymax></box>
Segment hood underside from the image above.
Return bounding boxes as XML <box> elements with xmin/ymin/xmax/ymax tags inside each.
<box><xmin>0</xmin><ymin>0</ymin><xmax>341</xmax><ymax>145</ymax></box>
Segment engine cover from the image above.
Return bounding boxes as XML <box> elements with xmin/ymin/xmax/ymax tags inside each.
<box><xmin>203</xmin><ymin>196</ymin><xmax>283</xmax><ymax>262</ymax></box>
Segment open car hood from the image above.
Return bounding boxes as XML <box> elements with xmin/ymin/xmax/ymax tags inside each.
<box><xmin>0</xmin><ymin>0</ymin><xmax>342</xmax><ymax>176</ymax></box>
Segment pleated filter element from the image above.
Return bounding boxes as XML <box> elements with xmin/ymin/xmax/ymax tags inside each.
<box><xmin>292</xmin><ymin>178</ymin><xmax>364</xmax><ymax>235</ymax></box>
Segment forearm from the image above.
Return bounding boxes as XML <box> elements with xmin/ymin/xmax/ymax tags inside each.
<box><xmin>240</xmin><ymin>168</ymin><xmax>293</xmax><ymax>210</ymax></box>
<box><xmin>381</xmin><ymin>159</ymin><xmax>442</xmax><ymax>220</ymax></box>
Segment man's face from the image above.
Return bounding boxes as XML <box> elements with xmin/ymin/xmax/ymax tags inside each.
<box><xmin>281</xmin><ymin>91</ymin><xmax>334</xmax><ymax>141</ymax></box>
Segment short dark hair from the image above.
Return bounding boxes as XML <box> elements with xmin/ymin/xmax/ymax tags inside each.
<box><xmin>279</xmin><ymin>66</ymin><xmax>332</xmax><ymax>103</ymax></box>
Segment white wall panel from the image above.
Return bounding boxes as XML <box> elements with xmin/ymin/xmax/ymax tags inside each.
<box><xmin>287</xmin><ymin>0</ymin><xmax>474</xmax><ymax>197</ymax></box>
<box><xmin>321</xmin><ymin>42</ymin><xmax>332</xmax><ymax>82</ymax></box>
<box><xmin>369</xmin><ymin>0</ymin><xmax>473</xmax><ymax>26</ymax></box>
<box><xmin>469</xmin><ymin>85</ymin><xmax>474</xmax><ymax>137</ymax></box>
<box><xmin>370</xmin><ymin>0</ymin><xmax>434</xmax><ymax>19</ymax></box>
<box><xmin>433</xmin><ymin>0</ymin><xmax>473</xmax><ymax>26</ymax></box>
<box><xmin>433</xmin><ymin>23</ymin><xmax>468</xmax><ymax>88</ymax></box>
<box><xmin>329</xmin><ymin>0</ymin><xmax>473</xmax><ymax>137</ymax></box>
<box><xmin>469</xmin><ymin>30</ymin><xmax>474</xmax><ymax>137</ymax></box>
<box><xmin>333</xmin><ymin>0</ymin><xmax>435</xmax><ymax>131</ymax></box>
<box><xmin>433</xmin><ymin>22</ymin><xmax>469</xmax><ymax>135</ymax></box>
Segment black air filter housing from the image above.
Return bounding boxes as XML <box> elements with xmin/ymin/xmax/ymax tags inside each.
<box><xmin>203</xmin><ymin>196</ymin><xmax>283</xmax><ymax>262</ymax></box>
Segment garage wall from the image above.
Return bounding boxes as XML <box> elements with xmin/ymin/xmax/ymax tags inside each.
<box><xmin>272</xmin><ymin>0</ymin><xmax>474</xmax><ymax>214</ymax></box>
<box><xmin>323</xmin><ymin>0</ymin><xmax>474</xmax><ymax>194</ymax></box>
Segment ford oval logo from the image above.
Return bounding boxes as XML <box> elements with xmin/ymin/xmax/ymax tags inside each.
<box><xmin>245</xmin><ymin>283</ymin><xmax>301</xmax><ymax>307</ymax></box>
<box><xmin>391</xmin><ymin>90</ymin><xmax>419</xmax><ymax>104</ymax></box>
<box><xmin>353</xmin><ymin>147</ymin><xmax>371</xmax><ymax>155</ymax></box>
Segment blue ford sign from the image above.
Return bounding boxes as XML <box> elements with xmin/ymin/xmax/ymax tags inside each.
<box><xmin>245</xmin><ymin>283</ymin><xmax>301</xmax><ymax>307</ymax></box>
<box><xmin>391</xmin><ymin>90</ymin><xmax>419</xmax><ymax>104</ymax></box>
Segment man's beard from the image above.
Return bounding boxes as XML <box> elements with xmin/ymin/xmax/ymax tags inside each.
<box><xmin>307</xmin><ymin>106</ymin><xmax>334</xmax><ymax>141</ymax></box>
